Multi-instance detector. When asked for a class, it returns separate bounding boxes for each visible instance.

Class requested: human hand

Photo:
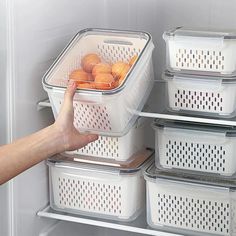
[53,81,98,152]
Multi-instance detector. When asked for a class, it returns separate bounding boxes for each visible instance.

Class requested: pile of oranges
[69,53,138,90]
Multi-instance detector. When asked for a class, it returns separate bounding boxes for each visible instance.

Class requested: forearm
[0,124,64,185]
[0,82,98,185]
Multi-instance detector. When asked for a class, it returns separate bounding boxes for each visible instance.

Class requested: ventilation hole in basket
[173,89,224,113]
[175,48,226,72]
[57,176,123,214]
[156,193,230,233]
[97,43,141,64]
[164,140,227,173]
[73,103,112,132]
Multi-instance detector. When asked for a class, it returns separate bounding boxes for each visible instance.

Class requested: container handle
[103,39,133,46]
[74,91,103,103]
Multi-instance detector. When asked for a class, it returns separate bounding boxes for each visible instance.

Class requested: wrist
[48,124,67,154]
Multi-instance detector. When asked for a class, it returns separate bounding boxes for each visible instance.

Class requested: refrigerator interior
[2,0,236,235]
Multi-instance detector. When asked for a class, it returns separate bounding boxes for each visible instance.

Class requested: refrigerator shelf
[37,99,52,110]
[38,98,236,126]
[37,206,183,236]
[137,110,236,127]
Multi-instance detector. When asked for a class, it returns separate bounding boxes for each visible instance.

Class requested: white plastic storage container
[42,28,154,136]
[164,71,236,117]
[67,118,146,162]
[153,119,236,177]
[48,152,152,221]
[163,27,236,76]
[145,163,236,236]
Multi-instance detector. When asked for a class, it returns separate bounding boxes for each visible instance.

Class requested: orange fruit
[129,55,138,66]
[111,62,130,79]
[94,73,115,90]
[69,69,90,82]
[77,82,96,89]
[81,53,101,73]
[92,63,112,77]
[87,73,95,82]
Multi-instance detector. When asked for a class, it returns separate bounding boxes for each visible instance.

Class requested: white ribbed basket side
[167,39,236,75]
[156,126,236,176]
[49,165,145,221]
[146,179,235,235]
[166,77,236,117]
[68,120,145,161]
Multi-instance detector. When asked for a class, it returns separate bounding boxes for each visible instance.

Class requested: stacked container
[163,27,236,118]
[145,163,236,236]
[47,150,153,221]
[153,120,236,177]
[144,26,236,235]
[42,28,155,221]
[43,28,154,136]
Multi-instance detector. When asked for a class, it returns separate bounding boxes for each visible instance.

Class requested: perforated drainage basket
[48,155,149,221]
[145,163,236,236]
[153,120,236,177]
[164,71,236,117]
[163,27,236,76]
[67,118,146,161]
[42,28,154,136]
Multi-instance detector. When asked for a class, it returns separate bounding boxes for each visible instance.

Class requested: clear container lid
[163,70,236,82]
[144,162,236,188]
[163,26,236,40]
[42,28,152,95]
[47,148,154,174]
[153,119,236,137]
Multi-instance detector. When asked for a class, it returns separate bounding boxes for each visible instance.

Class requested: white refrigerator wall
[0,0,7,144]
[2,0,236,236]
[0,1,10,236]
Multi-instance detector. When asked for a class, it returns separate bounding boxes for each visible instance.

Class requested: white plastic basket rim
[47,152,153,175]
[163,26,236,40]
[163,70,236,83]
[42,28,152,95]
[152,119,236,137]
[144,162,236,189]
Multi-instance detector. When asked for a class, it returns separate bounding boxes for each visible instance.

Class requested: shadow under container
[48,151,153,222]
[163,27,236,76]
[42,28,154,136]
[144,163,236,236]
[164,70,236,118]
[153,119,236,177]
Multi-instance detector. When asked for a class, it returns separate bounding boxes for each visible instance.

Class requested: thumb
[63,81,77,106]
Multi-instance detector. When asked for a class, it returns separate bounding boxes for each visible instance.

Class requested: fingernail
[69,81,77,89]
[68,80,73,86]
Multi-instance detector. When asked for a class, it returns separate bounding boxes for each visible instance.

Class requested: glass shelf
[137,109,236,126]
[37,95,236,126]
[37,206,183,236]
